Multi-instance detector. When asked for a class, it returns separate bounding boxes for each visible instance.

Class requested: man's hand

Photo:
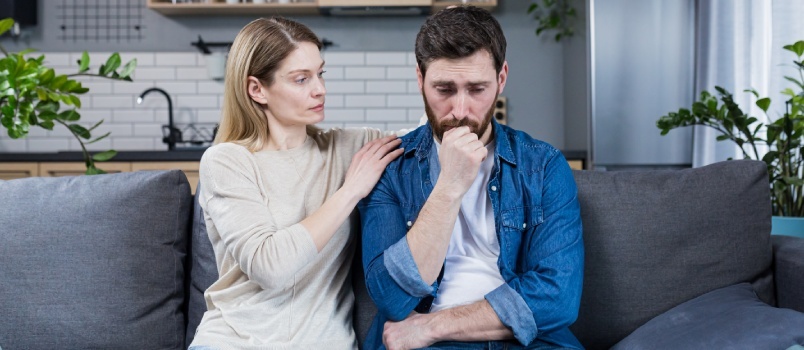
[383,312,437,350]
[437,126,487,197]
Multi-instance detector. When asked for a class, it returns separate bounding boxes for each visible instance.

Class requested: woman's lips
[310,103,324,112]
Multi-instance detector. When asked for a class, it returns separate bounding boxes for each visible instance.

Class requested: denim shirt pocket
[500,206,544,232]
[499,206,544,272]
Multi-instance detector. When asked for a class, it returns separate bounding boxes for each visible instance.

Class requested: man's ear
[498,61,509,94]
[416,65,424,93]
[247,76,269,105]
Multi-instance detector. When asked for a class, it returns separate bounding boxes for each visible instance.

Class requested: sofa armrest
[772,235,804,313]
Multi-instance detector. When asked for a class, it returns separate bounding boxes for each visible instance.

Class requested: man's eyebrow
[430,80,491,87]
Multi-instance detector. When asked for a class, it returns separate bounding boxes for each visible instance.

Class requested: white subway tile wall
[1,51,423,152]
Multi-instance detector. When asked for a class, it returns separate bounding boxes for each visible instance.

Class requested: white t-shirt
[431,141,506,312]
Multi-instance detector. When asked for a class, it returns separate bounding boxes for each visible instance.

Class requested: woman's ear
[247,76,269,105]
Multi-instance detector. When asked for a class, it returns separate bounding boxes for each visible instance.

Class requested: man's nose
[451,92,469,119]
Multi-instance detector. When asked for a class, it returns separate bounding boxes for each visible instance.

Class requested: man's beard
[424,90,497,142]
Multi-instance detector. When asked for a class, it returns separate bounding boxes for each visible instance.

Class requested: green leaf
[0,18,14,37]
[39,68,55,85]
[78,52,90,73]
[528,3,538,13]
[50,75,67,90]
[87,119,103,132]
[716,134,730,141]
[91,150,117,162]
[69,95,81,108]
[783,40,804,57]
[57,109,80,121]
[35,87,48,101]
[87,131,110,144]
[35,100,59,113]
[85,166,105,175]
[68,123,90,139]
[38,110,57,121]
[118,59,137,79]
[39,120,54,130]
[101,53,121,76]
[744,89,759,98]
[784,76,804,90]
[756,97,771,112]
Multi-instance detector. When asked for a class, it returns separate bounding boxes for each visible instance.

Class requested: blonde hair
[215,17,322,151]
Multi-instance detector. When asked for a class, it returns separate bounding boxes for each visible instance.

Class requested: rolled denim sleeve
[359,174,438,322]
[485,151,584,345]
[384,238,438,297]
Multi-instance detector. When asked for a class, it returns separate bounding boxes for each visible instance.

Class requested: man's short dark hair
[415,6,507,78]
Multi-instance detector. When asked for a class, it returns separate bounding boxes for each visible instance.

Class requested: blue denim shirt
[358,120,584,350]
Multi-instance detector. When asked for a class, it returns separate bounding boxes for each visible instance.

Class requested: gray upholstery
[0,170,192,350]
[611,283,804,350]
[569,160,775,349]
[773,235,804,314]
[2,160,803,350]
[186,184,219,346]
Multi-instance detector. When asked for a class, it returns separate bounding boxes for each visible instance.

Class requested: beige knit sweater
[191,128,382,350]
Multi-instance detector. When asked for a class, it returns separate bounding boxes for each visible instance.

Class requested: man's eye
[437,88,454,94]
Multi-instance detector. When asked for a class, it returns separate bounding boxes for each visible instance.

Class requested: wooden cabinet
[131,161,201,194]
[0,161,200,194]
[567,160,583,171]
[146,0,497,15]
[39,162,132,177]
[0,162,39,180]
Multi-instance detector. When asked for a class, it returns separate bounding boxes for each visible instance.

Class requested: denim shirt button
[491,185,497,191]
[523,223,527,229]
[407,221,413,227]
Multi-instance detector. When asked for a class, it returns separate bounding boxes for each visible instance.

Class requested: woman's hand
[343,135,404,199]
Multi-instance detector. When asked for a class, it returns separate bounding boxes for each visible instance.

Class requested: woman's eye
[296,77,308,84]
[318,70,326,78]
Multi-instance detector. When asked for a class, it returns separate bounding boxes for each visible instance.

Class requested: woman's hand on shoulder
[343,135,403,199]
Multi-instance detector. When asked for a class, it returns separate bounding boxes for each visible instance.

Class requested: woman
[189,17,403,349]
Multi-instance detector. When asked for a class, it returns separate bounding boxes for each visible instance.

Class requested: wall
[0,1,576,153]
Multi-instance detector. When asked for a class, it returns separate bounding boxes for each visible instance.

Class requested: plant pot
[771,216,804,238]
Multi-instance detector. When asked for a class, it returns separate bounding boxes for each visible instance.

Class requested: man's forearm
[428,300,514,343]
[405,182,464,284]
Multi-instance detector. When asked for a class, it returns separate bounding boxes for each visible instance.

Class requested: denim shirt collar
[405,118,517,166]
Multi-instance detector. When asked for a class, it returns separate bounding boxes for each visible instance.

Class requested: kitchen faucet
[137,87,180,151]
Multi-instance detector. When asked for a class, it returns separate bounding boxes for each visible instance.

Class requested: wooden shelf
[147,0,319,16]
[432,0,497,11]
[147,0,497,15]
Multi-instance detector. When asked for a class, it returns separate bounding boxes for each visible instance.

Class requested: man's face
[418,50,507,144]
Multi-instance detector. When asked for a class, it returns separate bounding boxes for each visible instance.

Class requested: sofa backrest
[569,160,775,349]
[0,170,192,350]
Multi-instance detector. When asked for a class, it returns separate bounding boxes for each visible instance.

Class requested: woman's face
[255,41,326,128]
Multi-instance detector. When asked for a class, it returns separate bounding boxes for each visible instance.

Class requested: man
[358,6,584,350]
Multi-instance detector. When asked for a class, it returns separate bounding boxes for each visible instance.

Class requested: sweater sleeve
[199,144,319,290]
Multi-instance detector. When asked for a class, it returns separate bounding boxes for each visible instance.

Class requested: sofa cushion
[611,283,804,350]
[0,170,192,350]
[569,160,775,349]
[186,183,219,346]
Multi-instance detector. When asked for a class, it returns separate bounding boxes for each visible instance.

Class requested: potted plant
[0,18,137,174]
[657,40,804,238]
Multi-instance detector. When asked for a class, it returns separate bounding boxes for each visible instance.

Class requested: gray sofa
[1,160,802,349]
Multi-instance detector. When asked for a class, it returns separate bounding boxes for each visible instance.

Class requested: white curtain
[693,0,804,167]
